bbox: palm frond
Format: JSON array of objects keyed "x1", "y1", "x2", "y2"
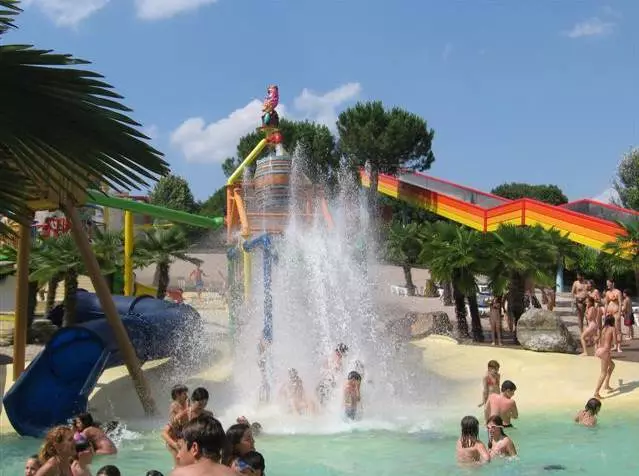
[
  {"x1": 1, "y1": 20, "x2": 170, "y2": 237},
  {"x1": 0, "y1": 0, "x2": 20, "y2": 37}
]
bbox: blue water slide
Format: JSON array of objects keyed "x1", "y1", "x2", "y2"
[{"x1": 2, "y1": 292, "x2": 201, "y2": 437}]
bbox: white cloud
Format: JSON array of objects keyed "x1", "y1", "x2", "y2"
[
  {"x1": 565, "y1": 17, "x2": 615, "y2": 38},
  {"x1": 171, "y1": 83, "x2": 361, "y2": 164},
  {"x1": 293, "y1": 82, "x2": 362, "y2": 129},
  {"x1": 23, "y1": 0, "x2": 110, "y2": 26},
  {"x1": 134, "y1": 0, "x2": 218, "y2": 21},
  {"x1": 23, "y1": 0, "x2": 219, "y2": 26}
]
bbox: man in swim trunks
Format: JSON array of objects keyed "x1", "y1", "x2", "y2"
[
  {"x1": 572, "y1": 273, "x2": 588, "y2": 334},
  {"x1": 485, "y1": 380, "x2": 518, "y2": 427},
  {"x1": 603, "y1": 279, "x2": 623, "y2": 353}
]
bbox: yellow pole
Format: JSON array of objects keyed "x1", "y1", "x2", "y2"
[
  {"x1": 63, "y1": 200, "x2": 156, "y2": 415},
  {"x1": 124, "y1": 211, "x2": 134, "y2": 296},
  {"x1": 226, "y1": 138, "x2": 268, "y2": 186},
  {"x1": 12, "y1": 223, "x2": 31, "y2": 381}
]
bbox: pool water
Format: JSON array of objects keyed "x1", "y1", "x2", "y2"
[{"x1": 2, "y1": 411, "x2": 637, "y2": 475}]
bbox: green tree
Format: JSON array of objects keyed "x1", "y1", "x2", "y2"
[
  {"x1": 91, "y1": 228, "x2": 124, "y2": 292},
  {"x1": 149, "y1": 174, "x2": 196, "y2": 213},
  {"x1": 420, "y1": 222, "x2": 485, "y2": 341},
  {"x1": 337, "y1": 101, "x2": 435, "y2": 214},
  {"x1": 603, "y1": 220, "x2": 639, "y2": 294},
  {"x1": 222, "y1": 157, "x2": 240, "y2": 178},
  {"x1": 490, "y1": 183, "x2": 568, "y2": 205},
  {"x1": 613, "y1": 147, "x2": 639, "y2": 211},
  {"x1": 383, "y1": 222, "x2": 423, "y2": 296},
  {"x1": 30, "y1": 233, "x2": 88, "y2": 327},
  {"x1": 133, "y1": 227, "x2": 201, "y2": 300},
  {"x1": 199, "y1": 187, "x2": 226, "y2": 218}
]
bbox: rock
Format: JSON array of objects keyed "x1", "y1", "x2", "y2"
[
  {"x1": 0, "y1": 328, "x2": 13, "y2": 347},
  {"x1": 386, "y1": 311, "x2": 455, "y2": 341},
  {"x1": 516, "y1": 308, "x2": 577, "y2": 353},
  {"x1": 30, "y1": 319, "x2": 58, "y2": 344}
]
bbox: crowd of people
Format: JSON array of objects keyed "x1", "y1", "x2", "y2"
[{"x1": 457, "y1": 359, "x2": 604, "y2": 465}]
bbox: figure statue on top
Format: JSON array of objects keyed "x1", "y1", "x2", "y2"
[{"x1": 261, "y1": 84, "x2": 280, "y2": 128}]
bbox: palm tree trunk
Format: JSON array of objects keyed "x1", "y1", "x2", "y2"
[
  {"x1": 442, "y1": 281, "x2": 453, "y2": 306},
  {"x1": 63, "y1": 269, "x2": 79, "y2": 327},
  {"x1": 467, "y1": 293, "x2": 484, "y2": 342},
  {"x1": 45, "y1": 276, "x2": 60, "y2": 314},
  {"x1": 635, "y1": 267, "x2": 639, "y2": 297},
  {"x1": 507, "y1": 273, "x2": 526, "y2": 341},
  {"x1": 27, "y1": 281, "x2": 38, "y2": 341},
  {"x1": 402, "y1": 264, "x2": 416, "y2": 296},
  {"x1": 105, "y1": 273, "x2": 115, "y2": 294},
  {"x1": 453, "y1": 283, "x2": 470, "y2": 338},
  {"x1": 157, "y1": 263, "x2": 170, "y2": 300}
]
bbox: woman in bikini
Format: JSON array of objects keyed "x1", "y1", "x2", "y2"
[
  {"x1": 456, "y1": 415, "x2": 490, "y2": 465},
  {"x1": 488, "y1": 296, "x2": 503, "y2": 346},
  {"x1": 34, "y1": 426, "x2": 87, "y2": 476},
  {"x1": 580, "y1": 297, "x2": 599, "y2": 355},
  {"x1": 594, "y1": 315, "x2": 616, "y2": 399},
  {"x1": 486, "y1": 415, "x2": 517, "y2": 457},
  {"x1": 604, "y1": 279, "x2": 623, "y2": 352},
  {"x1": 587, "y1": 280, "x2": 604, "y2": 330}
]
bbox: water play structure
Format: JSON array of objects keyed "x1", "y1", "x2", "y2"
[{"x1": 3, "y1": 292, "x2": 201, "y2": 437}]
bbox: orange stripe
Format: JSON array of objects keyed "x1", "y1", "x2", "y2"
[
  {"x1": 525, "y1": 201, "x2": 622, "y2": 236},
  {"x1": 487, "y1": 210, "x2": 522, "y2": 225},
  {"x1": 486, "y1": 201, "x2": 522, "y2": 217},
  {"x1": 525, "y1": 211, "x2": 619, "y2": 243}
]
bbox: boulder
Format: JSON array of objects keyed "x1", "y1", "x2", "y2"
[
  {"x1": 516, "y1": 308, "x2": 577, "y2": 353},
  {"x1": 386, "y1": 311, "x2": 454, "y2": 341}
]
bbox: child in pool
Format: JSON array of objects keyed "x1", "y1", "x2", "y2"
[
  {"x1": 169, "y1": 384, "x2": 189, "y2": 422},
  {"x1": 486, "y1": 415, "x2": 517, "y2": 457},
  {"x1": 478, "y1": 360, "x2": 500, "y2": 407},
  {"x1": 25, "y1": 454, "x2": 41, "y2": 476},
  {"x1": 456, "y1": 416, "x2": 490, "y2": 465},
  {"x1": 574, "y1": 398, "x2": 601, "y2": 427},
  {"x1": 343, "y1": 371, "x2": 362, "y2": 420}
]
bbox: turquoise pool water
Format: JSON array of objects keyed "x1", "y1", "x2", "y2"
[{"x1": 2, "y1": 412, "x2": 637, "y2": 475}]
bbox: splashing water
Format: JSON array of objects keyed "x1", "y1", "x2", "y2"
[{"x1": 227, "y1": 150, "x2": 446, "y2": 433}]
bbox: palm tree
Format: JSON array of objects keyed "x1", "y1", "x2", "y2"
[
  {"x1": 1, "y1": 1, "x2": 169, "y2": 413},
  {"x1": 485, "y1": 225, "x2": 558, "y2": 334},
  {"x1": 91, "y1": 227, "x2": 124, "y2": 292},
  {"x1": 0, "y1": 1, "x2": 169, "y2": 237},
  {"x1": 421, "y1": 221, "x2": 486, "y2": 341},
  {"x1": 603, "y1": 220, "x2": 639, "y2": 294},
  {"x1": 133, "y1": 227, "x2": 201, "y2": 300},
  {"x1": 384, "y1": 221, "x2": 424, "y2": 296},
  {"x1": 30, "y1": 233, "x2": 93, "y2": 326}
]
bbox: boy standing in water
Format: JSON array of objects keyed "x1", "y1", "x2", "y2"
[
  {"x1": 478, "y1": 360, "x2": 500, "y2": 407},
  {"x1": 163, "y1": 387, "x2": 212, "y2": 459},
  {"x1": 343, "y1": 371, "x2": 362, "y2": 420},
  {"x1": 485, "y1": 380, "x2": 518, "y2": 427}
]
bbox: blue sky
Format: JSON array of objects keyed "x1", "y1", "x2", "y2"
[{"x1": 8, "y1": 0, "x2": 639, "y2": 202}]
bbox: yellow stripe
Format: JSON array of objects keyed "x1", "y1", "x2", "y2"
[
  {"x1": 487, "y1": 210, "x2": 522, "y2": 225},
  {"x1": 486, "y1": 217, "x2": 521, "y2": 232},
  {"x1": 525, "y1": 211, "x2": 614, "y2": 244},
  {"x1": 525, "y1": 218, "x2": 606, "y2": 250}
]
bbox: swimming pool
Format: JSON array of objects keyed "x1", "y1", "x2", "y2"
[{"x1": 2, "y1": 411, "x2": 637, "y2": 475}]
